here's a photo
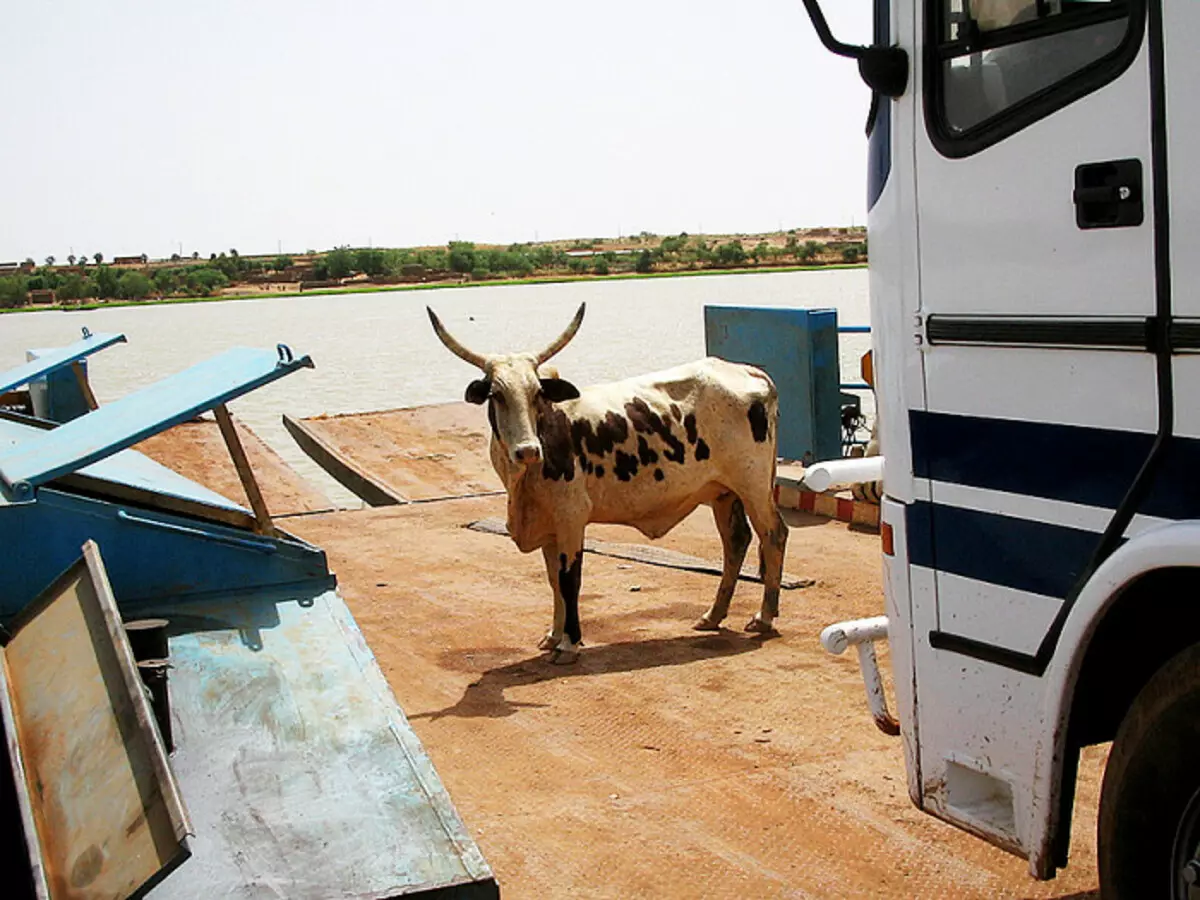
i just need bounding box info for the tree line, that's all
[0,233,866,309]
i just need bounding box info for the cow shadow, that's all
[411,629,774,721]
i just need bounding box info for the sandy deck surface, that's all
[146,409,1104,899]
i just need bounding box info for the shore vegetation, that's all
[0,227,866,312]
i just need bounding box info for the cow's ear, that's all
[540,378,580,402]
[465,378,491,405]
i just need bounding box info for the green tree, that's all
[324,246,355,279]
[715,240,747,267]
[416,248,448,270]
[841,246,861,263]
[634,249,654,274]
[118,271,154,299]
[593,257,610,276]
[753,241,770,263]
[0,276,28,308]
[185,268,228,295]
[153,268,181,295]
[272,255,294,271]
[93,252,103,265]
[93,266,120,299]
[57,273,92,302]
[45,255,55,267]
[67,254,77,266]
[447,241,477,274]
[354,248,386,277]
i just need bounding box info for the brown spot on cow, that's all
[684,413,699,445]
[613,450,640,481]
[571,412,629,460]
[537,399,575,482]
[748,401,770,443]
[637,435,658,466]
[625,398,686,464]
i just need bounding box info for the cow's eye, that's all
[490,391,506,406]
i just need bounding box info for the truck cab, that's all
[806,1,1200,895]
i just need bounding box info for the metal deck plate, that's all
[0,346,312,502]
[141,588,498,899]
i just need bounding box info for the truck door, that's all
[909,0,1160,843]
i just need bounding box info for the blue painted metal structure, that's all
[0,346,332,619]
[0,341,500,898]
[704,306,842,463]
[0,346,312,502]
[0,328,126,396]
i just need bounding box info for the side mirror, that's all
[801,0,908,98]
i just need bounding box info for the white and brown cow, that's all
[428,303,789,663]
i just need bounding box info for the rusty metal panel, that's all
[138,588,498,899]
[1,541,192,899]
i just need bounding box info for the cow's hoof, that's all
[744,616,778,634]
[549,646,580,665]
[537,632,559,651]
[693,616,722,631]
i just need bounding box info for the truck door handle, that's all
[1074,159,1143,229]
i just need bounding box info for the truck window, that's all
[928,0,1142,154]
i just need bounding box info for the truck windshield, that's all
[935,0,1133,137]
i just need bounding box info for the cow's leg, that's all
[695,493,752,630]
[538,543,566,651]
[549,530,586,665]
[743,496,789,633]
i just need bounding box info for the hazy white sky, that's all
[0,1,874,262]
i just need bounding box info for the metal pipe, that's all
[820,616,900,736]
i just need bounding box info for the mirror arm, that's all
[801,0,865,59]
[800,0,909,99]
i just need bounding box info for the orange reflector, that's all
[881,521,895,556]
[860,350,874,388]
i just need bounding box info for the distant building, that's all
[29,289,56,304]
[113,254,149,267]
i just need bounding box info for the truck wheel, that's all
[1098,642,1200,899]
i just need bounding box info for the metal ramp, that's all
[0,341,499,899]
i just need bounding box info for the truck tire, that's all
[1098,642,1200,899]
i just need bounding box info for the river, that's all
[0,268,871,504]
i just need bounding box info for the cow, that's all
[428,303,789,663]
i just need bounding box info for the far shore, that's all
[0,261,867,316]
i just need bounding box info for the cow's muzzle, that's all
[513,443,542,466]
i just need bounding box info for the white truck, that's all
[801,1,1200,896]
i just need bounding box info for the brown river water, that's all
[0,269,870,505]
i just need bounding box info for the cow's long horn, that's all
[535,303,586,365]
[427,307,487,369]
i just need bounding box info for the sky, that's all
[0,1,875,262]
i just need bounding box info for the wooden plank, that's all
[214,404,275,535]
[1,541,192,898]
[283,413,405,507]
[467,518,812,589]
[289,403,502,503]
